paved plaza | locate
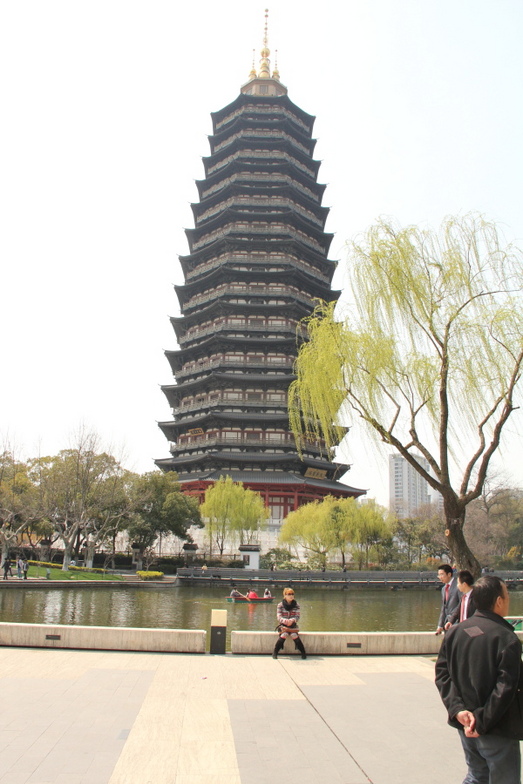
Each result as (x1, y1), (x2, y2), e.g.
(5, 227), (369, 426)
(0, 646), (479, 783)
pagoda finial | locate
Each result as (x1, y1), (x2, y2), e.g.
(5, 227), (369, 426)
(241, 8), (287, 95)
(272, 48), (280, 81)
(248, 49), (256, 79)
(258, 8), (271, 79)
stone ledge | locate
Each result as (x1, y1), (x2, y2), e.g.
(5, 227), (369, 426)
(231, 629), (523, 656)
(231, 630), (445, 656)
(0, 622), (206, 653)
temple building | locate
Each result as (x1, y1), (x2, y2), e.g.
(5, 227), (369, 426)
(156, 18), (365, 532)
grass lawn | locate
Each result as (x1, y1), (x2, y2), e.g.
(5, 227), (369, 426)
(27, 565), (124, 581)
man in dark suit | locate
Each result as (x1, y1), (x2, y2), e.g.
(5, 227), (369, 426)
(444, 569), (476, 629)
(435, 575), (523, 784)
(435, 563), (459, 634)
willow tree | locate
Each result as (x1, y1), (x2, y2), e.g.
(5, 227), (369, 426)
(289, 215), (523, 575)
(200, 476), (268, 557)
(279, 500), (335, 568)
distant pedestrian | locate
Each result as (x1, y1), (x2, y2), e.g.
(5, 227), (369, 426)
(272, 587), (307, 659)
(2, 558), (12, 580)
(17, 557), (23, 579)
(22, 559), (29, 580)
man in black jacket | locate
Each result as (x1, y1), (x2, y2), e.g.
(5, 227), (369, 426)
(435, 575), (523, 784)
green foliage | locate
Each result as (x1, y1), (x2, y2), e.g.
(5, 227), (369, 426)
(27, 431), (136, 568)
(129, 471), (201, 552)
(200, 476), (268, 556)
(259, 547), (295, 569)
(348, 501), (393, 569)
(136, 571), (164, 580)
(0, 451), (38, 559)
(289, 215), (523, 573)
(393, 504), (449, 567)
(24, 562), (122, 581)
(279, 496), (392, 569)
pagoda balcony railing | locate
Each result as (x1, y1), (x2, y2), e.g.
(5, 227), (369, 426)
(207, 150), (315, 180)
(214, 105), (311, 134)
(213, 129), (311, 157)
(182, 285), (314, 311)
(170, 437), (325, 453)
(180, 322), (304, 343)
(175, 357), (295, 379)
(191, 224), (326, 254)
(185, 254), (330, 284)
(201, 173), (319, 203)
(174, 400), (288, 414)
(197, 197), (323, 229)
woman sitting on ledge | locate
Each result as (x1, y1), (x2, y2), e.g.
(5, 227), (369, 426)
(272, 587), (307, 659)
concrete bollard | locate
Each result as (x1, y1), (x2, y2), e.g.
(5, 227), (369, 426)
(210, 609), (227, 654)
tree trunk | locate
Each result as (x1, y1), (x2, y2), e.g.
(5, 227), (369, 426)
(441, 491), (482, 577)
(38, 542), (51, 562)
(62, 544), (73, 571)
(445, 513), (482, 577)
(85, 543), (96, 569)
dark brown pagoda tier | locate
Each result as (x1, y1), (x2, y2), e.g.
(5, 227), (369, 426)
(185, 209), (334, 256)
(195, 162), (327, 203)
(156, 70), (365, 519)
(178, 238), (336, 283)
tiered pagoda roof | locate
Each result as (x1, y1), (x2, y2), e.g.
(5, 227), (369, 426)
(156, 15), (365, 516)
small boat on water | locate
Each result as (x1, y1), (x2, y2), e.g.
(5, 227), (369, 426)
(226, 596), (274, 603)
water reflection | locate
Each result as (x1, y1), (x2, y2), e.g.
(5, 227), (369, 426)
(1, 586), (523, 636)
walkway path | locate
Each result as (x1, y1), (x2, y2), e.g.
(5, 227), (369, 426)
(0, 647), (473, 783)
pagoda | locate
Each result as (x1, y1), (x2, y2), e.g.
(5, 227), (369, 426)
(156, 14), (365, 528)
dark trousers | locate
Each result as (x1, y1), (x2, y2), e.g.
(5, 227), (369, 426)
(459, 730), (521, 784)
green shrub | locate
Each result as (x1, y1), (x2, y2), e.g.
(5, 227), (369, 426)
(136, 571), (164, 581)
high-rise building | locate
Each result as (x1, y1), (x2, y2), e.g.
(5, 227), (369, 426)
(156, 19), (365, 529)
(389, 453), (442, 518)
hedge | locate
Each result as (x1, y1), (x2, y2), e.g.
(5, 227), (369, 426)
(136, 571), (164, 581)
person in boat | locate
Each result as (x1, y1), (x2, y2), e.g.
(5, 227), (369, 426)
(246, 589), (259, 599)
(263, 588), (272, 599)
(230, 586), (245, 599)
(272, 587), (307, 659)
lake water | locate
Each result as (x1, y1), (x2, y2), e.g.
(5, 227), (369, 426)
(2, 585), (523, 641)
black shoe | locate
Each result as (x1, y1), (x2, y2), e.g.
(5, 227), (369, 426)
(272, 651), (278, 659)
(301, 652), (307, 659)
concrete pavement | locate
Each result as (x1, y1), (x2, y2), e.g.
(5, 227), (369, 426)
(0, 647), (473, 783)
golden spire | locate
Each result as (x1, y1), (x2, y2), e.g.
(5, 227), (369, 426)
(241, 8), (287, 96)
(272, 49), (280, 81)
(249, 49), (256, 80)
(258, 9), (271, 78)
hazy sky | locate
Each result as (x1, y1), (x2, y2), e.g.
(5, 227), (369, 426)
(1, 1), (522, 505)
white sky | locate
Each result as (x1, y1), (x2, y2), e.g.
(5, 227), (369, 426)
(1, 1), (522, 506)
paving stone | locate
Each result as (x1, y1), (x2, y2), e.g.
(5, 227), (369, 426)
(0, 649), (518, 784)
